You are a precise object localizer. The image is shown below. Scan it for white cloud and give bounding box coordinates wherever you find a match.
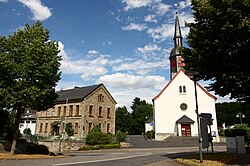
[178,0,191,9]
[144,14,158,23]
[137,43,161,60]
[122,0,152,11]
[87,50,100,57]
[147,23,174,42]
[99,73,166,90]
[112,59,169,72]
[18,0,52,21]
[0,0,8,2]
[152,1,170,16]
[58,42,109,80]
[122,23,147,31]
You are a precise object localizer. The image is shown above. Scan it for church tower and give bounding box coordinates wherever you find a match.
[169,12,186,79]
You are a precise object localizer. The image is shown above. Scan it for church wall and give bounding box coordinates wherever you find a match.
[154,71,218,141]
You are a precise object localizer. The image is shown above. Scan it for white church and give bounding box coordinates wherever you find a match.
[152,13,219,141]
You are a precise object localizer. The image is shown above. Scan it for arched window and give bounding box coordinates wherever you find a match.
[183,86,186,93]
[179,86,182,93]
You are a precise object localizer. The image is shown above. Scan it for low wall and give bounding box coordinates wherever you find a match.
[38,140,86,152]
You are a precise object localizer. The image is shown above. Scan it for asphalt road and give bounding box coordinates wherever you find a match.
[0,146,226,166]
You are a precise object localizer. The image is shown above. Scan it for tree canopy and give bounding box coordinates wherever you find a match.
[182,0,250,102]
[0,21,61,153]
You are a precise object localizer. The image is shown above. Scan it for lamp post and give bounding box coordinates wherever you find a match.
[189,69,203,163]
[236,111,245,124]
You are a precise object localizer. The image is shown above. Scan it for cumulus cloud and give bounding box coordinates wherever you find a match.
[152,1,170,16]
[87,50,100,57]
[122,0,152,11]
[58,42,108,80]
[18,0,52,21]
[137,43,161,60]
[122,23,147,31]
[144,14,158,23]
[178,0,191,9]
[112,59,169,73]
[147,23,174,42]
[99,73,166,89]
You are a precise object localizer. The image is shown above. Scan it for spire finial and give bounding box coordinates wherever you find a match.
[174,3,178,15]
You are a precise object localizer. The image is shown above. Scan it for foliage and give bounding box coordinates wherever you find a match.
[79,143,120,151]
[0,21,61,153]
[23,128,32,135]
[86,125,112,145]
[130,97,153,134]
[216,102,250,126]
[25,143,49,154]
[225,128,247,137]
[115,131,127,143]
[65,123,74,137]
[115,106,131,133]
[146,130,154,139]
[182,0,250,102]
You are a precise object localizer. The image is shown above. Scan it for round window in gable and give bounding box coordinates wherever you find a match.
[180,103,188,111]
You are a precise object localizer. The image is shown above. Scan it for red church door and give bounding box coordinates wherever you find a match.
[181,124,191,136]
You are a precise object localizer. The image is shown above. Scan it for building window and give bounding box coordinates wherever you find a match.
[107,108,111,118]
[107,123,110,133]
[179,86,187,94]
[63,106,66,116]
[39,123,43,133]
[45,123,48,133]
[88,123,92,132]
[98,94,104,102]
[179,86,182,93]
[75,123,78,133]
[69,105,73,116]
[58,107,61,117]
[89,105,93,117]
[98,107,102,118]
[76,105,79,116]
[183,86,186,93]
[99,123,102,131]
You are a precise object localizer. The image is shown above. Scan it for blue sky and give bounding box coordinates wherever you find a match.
[0,0,232,109]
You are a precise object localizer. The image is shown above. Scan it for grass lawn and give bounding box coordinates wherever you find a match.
[175,152,238,166]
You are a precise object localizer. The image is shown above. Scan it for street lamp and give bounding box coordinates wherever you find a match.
[236,111,245,124]
[189,69,203,163]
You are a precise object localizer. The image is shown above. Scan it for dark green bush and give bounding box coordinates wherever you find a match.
[115,131,126,143]
[225,129,247,137]
[25,143,49,154]
[86,131,112,145]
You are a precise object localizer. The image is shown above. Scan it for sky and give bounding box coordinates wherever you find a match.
[0,0,233,110]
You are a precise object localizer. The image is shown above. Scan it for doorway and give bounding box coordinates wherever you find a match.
[181,124,191,136]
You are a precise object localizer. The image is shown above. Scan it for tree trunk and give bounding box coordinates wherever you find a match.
[10,108,22,154]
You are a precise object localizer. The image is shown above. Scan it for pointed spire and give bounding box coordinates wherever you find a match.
[174,12,182,39]
[173,12,183,48]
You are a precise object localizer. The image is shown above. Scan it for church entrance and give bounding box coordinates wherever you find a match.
[181,124,191,136]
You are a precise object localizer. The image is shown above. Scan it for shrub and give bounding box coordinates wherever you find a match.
[115,131,126,143]
[25,143,49,154]
[65,123,74,136]
[23,128,32,135]
[86,126,112,145]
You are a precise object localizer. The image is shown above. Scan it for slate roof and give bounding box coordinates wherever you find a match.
[176,115,195,124]
[56,84,103,102]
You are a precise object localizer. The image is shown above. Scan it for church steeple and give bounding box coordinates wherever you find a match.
[174,12,183,48]
[169,12,185,79]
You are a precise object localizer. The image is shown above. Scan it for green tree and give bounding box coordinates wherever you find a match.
[0,21,61,154]
[115,106,131,133]
[182,0,250,102]
[130,97,153,135]
[23,128,32,135]
[65,122,74,137]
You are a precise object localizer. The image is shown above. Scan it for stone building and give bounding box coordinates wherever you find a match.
[36,83,116,140]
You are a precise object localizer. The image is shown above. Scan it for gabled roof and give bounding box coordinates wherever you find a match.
[56,83,117,104]
[176,115,194,124]
[153,69,217,101]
